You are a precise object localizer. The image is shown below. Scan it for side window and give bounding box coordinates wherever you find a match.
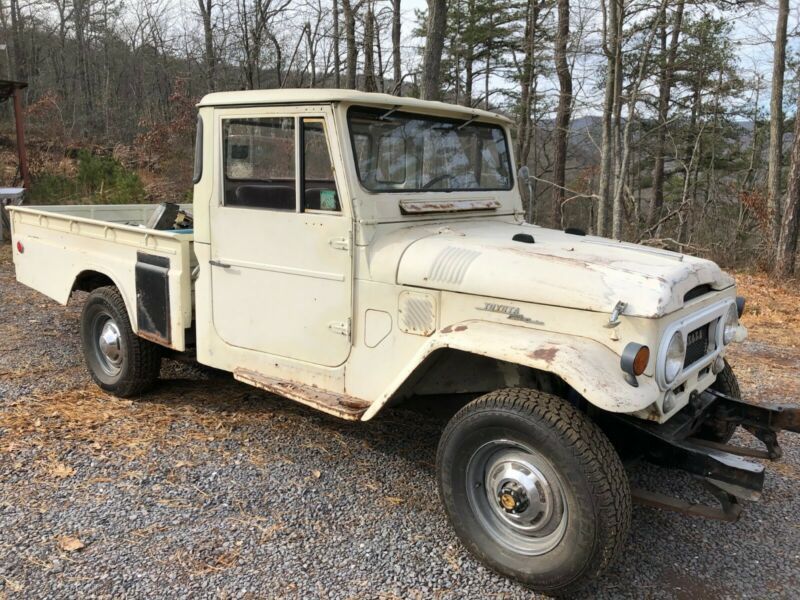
[302,119,340,212]
[193,115,203,184]
[223,117,296,210]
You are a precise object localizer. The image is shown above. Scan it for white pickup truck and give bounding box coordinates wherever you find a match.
[7,90,799,596]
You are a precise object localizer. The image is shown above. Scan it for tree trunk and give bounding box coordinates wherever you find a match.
[768,0,789,248]
[391,0,402,93]
[342,0,358,89]
[333,0,341,87]
[363,2,376,91]
[648,0,684,228]
[775,94,800,276]
[516,0,542,167]
[551,0,572,228]
[8,0,25,80]
[421,0,447,100]
[597,0,620,237]
[197,0,216,91]
[612,0,666,240]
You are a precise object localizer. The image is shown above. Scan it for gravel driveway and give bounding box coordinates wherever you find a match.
[1,244,799,599]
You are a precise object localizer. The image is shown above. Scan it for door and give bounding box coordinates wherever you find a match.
[209,107,352,367]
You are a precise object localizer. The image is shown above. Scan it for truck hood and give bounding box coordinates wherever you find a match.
[392,221,733,318]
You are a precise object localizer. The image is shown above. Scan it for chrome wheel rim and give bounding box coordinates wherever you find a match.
[93,315,123,376]
[466,440,568,555]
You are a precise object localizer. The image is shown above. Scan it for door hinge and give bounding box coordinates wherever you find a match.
[330,237,350,252]
[329,319,351,338]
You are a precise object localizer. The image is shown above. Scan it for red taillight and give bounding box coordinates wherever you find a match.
[16,241,23,253]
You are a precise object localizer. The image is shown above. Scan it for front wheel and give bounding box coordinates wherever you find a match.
[80,286,161,397]
[695,360,741,443]
[436,388,631,596]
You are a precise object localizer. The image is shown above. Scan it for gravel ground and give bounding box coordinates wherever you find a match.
[1,243,799,599]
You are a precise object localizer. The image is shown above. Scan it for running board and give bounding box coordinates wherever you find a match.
[233,368,371,421]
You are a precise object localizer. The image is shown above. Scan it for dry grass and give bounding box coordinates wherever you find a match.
[732,270,800,348]
[722,270,800,405]
[0,379,293,470]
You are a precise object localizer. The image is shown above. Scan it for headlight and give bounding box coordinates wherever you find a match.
[723,303,738,345]
[664,331,685,383]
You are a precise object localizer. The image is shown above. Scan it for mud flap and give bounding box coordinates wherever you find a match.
[135,252,171,346]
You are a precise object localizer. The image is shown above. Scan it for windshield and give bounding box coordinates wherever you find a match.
[347,106,513,193]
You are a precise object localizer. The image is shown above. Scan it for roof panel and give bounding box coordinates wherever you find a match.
[197,88,512,124]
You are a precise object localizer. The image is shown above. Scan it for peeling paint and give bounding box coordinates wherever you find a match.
[395,221,732,318]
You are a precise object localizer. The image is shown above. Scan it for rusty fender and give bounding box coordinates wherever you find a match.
[362,320,659,420]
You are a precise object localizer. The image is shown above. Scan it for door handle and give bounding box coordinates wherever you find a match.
[209,259,231,269]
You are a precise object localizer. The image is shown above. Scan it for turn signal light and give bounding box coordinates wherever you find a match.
[16,241,23,253]
[621,343,650,385]
[632,345,650,376]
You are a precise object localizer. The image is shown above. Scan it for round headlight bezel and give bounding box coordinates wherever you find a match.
[722,303,738,345]
[664,331,685,384]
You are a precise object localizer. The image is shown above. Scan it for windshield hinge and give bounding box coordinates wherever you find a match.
[329,319,351,339]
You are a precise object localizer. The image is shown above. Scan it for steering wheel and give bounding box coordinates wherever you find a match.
[422,173,454,190]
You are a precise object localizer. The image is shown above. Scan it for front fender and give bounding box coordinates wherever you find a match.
[362,320,658,420]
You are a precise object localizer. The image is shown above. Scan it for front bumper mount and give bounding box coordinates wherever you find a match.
[603,389,800,522]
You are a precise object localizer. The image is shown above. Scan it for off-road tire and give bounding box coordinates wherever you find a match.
[696,360,741,443]
[436,388,631,597]
[80,286,161,397]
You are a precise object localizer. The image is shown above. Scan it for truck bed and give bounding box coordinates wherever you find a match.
[6,203,195,351]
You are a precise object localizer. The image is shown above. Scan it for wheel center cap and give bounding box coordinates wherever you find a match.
[498,483,529,513]
[99,320,122,364]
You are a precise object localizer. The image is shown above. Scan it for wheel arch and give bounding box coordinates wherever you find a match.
[70,269,136,326]
[361,320,661,420]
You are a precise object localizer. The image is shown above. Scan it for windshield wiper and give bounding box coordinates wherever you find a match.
[378,105,401,120]
[457,114,479,130]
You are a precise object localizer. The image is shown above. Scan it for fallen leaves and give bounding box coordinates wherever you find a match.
[48,462,75,478]
[2,576,23,592]
[56,535,85,552]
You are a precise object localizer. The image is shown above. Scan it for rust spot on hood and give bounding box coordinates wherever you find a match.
[528,346,559,363]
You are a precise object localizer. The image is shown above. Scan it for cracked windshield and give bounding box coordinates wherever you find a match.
[348,107,512,192]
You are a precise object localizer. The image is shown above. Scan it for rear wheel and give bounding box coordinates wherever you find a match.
[696,360,741,443]
[80,286,161,397]
[436,388,631,596]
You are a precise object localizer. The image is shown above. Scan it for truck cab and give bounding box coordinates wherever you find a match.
[7,90,799,596]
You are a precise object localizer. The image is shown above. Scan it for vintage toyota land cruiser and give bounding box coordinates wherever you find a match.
[7,90,799,595]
